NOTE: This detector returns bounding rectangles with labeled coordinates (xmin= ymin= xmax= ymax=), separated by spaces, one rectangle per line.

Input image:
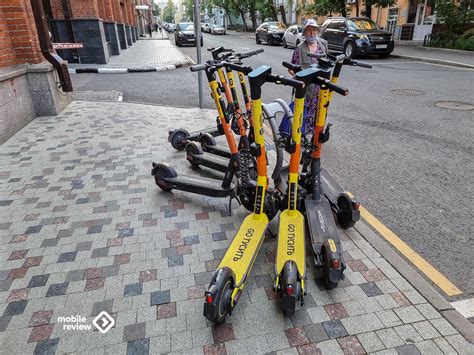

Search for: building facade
xmin=1 ymin=0 xmax=71 ymax=144
xmin=46 ymin=0 xmax=153 ymax=64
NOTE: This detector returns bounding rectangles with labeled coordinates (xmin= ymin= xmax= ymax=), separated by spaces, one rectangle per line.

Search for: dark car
xmin=320 ymin=17 xmax=394 ymax=58
xmin=175 ymin=22 xmax=203 ymax=47
xmin=256 ymin=22 xmax=287 ymax=45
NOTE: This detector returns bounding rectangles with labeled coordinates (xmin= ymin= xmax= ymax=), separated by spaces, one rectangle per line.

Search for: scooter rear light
xmin=286 ymin=284 xmax=294 ymax=296
xmin=332 ymin=259 xmax=340 ymax=269
xmin=354 ymin=202 xmax=360 ymax=210
xmin=205 ymin=293 xmax=213 ymax=304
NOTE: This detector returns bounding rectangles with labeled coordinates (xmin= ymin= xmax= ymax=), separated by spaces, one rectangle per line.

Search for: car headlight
xmin=390 ymin=34 xmax=394 ymax=41
xmin=358 ymin=34 xmax=369 ymax=41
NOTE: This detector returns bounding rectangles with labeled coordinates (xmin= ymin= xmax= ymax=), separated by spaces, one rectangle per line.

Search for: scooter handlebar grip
xmin=268 ymin=74 xmax=304 ymax=88
xmin=190 ymin=63 xmax=207 ymax=72
xmin=307 ymin=52 xmax=325 ymax=59
xmin=352 ymin=60 xmax=372 ymax=68
xmin=317 ymin=77 xmax=348 ymax=96
xmin=227 ymin=62 xmax=252 ymax=74
xmin=334 ymin=54 xmax=347 ymax=63
xmin=282 ymin=61 xmax=301 ymax=73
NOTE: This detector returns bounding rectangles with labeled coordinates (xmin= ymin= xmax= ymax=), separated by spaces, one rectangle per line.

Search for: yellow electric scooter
xmin=203 ymin=65 xmax=304 ymax=323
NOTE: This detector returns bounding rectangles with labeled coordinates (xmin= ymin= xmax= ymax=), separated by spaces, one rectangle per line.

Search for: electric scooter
xmin=152 ymin=63 xmax=240 ymax=200
xmin=282 ymin=54 xmax=371 ymax=229
xmin=296 ymin=64 xmax=349 ymax=289
xmin=168 ymin=48 xmax=263 ymax=152
xmin=186 ymin=48 xmax=263 ymax=170
xmin=203 ymin=65 xmax=303 ymax=323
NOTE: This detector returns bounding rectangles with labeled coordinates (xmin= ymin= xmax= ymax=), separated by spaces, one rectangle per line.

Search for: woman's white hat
xmin=302 ymin=19 xmax=320 ymax=34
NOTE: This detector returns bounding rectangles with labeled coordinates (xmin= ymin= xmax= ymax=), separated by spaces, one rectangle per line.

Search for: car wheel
xmin=256 ymin=35 xmax=261 ymax=44
xmin=283 ymin=38 xmax=287 ymax=48
xmin=344 ymin=41 xmax=356 ymax=59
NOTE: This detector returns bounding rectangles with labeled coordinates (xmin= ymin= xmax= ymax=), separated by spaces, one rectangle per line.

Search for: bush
xmin=455 ymin=35 xmax=474 ymax=51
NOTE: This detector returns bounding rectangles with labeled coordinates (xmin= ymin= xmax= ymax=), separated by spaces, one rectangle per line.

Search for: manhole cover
xmin=392 ymin=89 xmax=425 ymax=96
xmin=435 ymin=101 xmax=474 ymax=111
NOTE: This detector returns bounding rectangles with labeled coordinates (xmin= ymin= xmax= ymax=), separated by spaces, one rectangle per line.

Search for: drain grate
xmin=392 ymin=89 xmax=425 ymax=96
xmin=435 ymin=101 xmax=474 ymax=111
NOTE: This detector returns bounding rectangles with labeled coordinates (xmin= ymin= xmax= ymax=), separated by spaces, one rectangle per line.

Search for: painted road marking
xmin=451 ymin=298 xmax=474 ymax=318
xmin=360 ymin=206 xmax=463 ymax=296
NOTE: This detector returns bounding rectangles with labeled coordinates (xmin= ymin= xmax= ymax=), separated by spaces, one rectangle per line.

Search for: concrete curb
xmin=68 ymin=61 xmax=191 ymax=74
xmin=354 ymin=221 xmax=474 ymax=343
xmin=391 ymin=54 xmax=474 ymax=69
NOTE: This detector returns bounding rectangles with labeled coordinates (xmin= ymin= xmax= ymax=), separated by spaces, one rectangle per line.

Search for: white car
xmin=202 ymin=23 xmax=212 ymax=33
xmin=283 ymin=25 xmax=304 ymax=48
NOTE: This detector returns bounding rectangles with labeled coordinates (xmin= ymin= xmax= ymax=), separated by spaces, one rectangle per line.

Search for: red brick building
xmin=1 ymin=0 xmax=71 ymax=144
xmin=46 ymin=0 xmax=153 ymax=64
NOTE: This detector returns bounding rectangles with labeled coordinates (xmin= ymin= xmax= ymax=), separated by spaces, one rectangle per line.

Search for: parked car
xmin=211 ymin=24 xmax=226 ymax=35
xmin=283 ymin=24 xmax=303 ymax=48
xmin=255 ymin=22 xmax=287 ymax=45
xmin=201 ymin=23 xmax=211 ymax=32
xmin=175 ymin=22 xmax=203 ymax=47
xmin=320 ymin=17 xmax=394 ymax=58
xmin=166 ymin=24 xmax=176 ymax=33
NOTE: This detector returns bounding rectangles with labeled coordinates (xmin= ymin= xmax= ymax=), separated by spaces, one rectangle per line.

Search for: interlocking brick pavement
xmin=0 ymin=100 xmax=472 ymax=354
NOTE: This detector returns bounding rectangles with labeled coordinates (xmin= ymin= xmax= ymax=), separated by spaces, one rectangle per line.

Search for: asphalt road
xmin=71 ymin=32 xmax=474 ymax=302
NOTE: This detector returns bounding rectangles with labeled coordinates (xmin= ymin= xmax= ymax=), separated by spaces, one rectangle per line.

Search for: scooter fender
xmin=323 ymin=239 xmax=343 ymax=284
xmin=203 ymin=267 xmax=235 ymax=321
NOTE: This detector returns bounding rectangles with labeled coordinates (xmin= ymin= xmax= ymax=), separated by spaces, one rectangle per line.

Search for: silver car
xmin=211 ymin=24 xmax=226 ymax=35
xmin=283 ymin=25 xmax=304 ymax=48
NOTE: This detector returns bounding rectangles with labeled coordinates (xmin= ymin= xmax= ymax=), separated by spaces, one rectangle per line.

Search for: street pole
xmin=193 ymin=0 xmax=203 ymax=108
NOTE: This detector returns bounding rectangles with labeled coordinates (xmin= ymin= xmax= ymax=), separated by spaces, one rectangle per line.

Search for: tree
xmin=435 ymin=0 xmax=473 ymax=37
xmin=153 ymin=4 xmax=161 ymax=17
xmin=364 ymin=0 xmax=396 ymax=19
xmin=163 ymin=0 xmax=176 ymax=23
xmin=306 ymin=0 xmax=346 ymax=17
xmin=184 ymin=0 xmax=194 ymax=21
xmin=230 ymin=0 xmax=250 ymax=31
xmin=211 ymin=0 xmax=234 ymax=26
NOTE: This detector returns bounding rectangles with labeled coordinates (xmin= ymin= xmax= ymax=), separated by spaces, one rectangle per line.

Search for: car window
xmin=347 ymin=18 xmax=379 ymax=30
xmin=268 ymin=22 xmax=286 ymax=30
xmin=179 ymin=24 xmax=194 ymax=31
xmin=334 ymin=20 xmax=347 ymax=30
xmin=326 ymin=21 xmax=338 ymax=30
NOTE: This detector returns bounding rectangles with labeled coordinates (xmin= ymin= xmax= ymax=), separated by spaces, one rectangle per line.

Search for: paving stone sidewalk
xmin=68 ymin=37 xmax=191 ymax=70
xmin=0 ymin=100 xmax=473 ymax=354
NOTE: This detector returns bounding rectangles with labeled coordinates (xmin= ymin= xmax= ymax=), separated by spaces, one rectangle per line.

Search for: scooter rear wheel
xmin=337 ymin=193 xmax=357 ymax=229
xmin=170 ymin=129 xmax=189 ymax=151
xmin=215 ymin=277 xmax=233 ymax=324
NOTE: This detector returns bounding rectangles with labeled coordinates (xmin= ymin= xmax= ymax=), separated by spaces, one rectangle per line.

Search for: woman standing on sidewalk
xmin=287 ymin=19 xmax=328 ymax=130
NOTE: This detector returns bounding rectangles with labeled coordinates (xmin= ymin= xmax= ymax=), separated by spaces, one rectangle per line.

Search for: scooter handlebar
xmin=239 ymin=48 xmax=264 ymax=58
xmin=190 ymin=63 xmax=208 ymax=72
xmin=317 ymin=77 xmax=348 ymax=96
xmin=267 ymin=74 xmax=304 ymax=89
xmin=282 ymin=61 xmax=302 ymax=73
xmin=351 ymin=60 xmax=372 ymax=68
xmin=227 ymin=62 xmax=253 ymax=75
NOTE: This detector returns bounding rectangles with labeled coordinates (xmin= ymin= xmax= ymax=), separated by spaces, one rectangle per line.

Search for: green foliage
xmin=184 ymin=0 xmax=194 ymax=21
xmin=152 ymin=4 xmax=161 ymax=17
xmin=435 ymin=0 xmax=473 ymax=36
xmin=163 ymin=0 xmax=176 ymax=23
xmin=306 ymin=0 xmax=346 ymax=17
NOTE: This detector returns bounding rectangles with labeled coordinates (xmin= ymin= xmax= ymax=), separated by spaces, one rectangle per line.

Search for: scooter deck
xmin=276 ymin=210 xmax=306 ymax=277
xmin=189 ymin=151 xmax=229 ymax=173
xmin=320 ymin=168 xmax=343 ymax=202
xmin=305 ymin=198 xmax=339 ymax=254
xmin=202 ymin=143 xmax=232 ymax=158
xmin=218 ymin=213 xmax=269 ymax=287
xmin=165 ymin=174 xmax=234 ymax=198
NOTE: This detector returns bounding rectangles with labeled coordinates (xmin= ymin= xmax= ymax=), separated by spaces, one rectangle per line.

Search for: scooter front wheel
xmin=336 ymin=193 xmax=359 ymax=229
xmin=170 ymin=129 xmax=189 ymax=151
xmin=152 ymin=163 xmax=177 ymax=192
xmin=186 ymin=142 xmax=203 ymax=167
